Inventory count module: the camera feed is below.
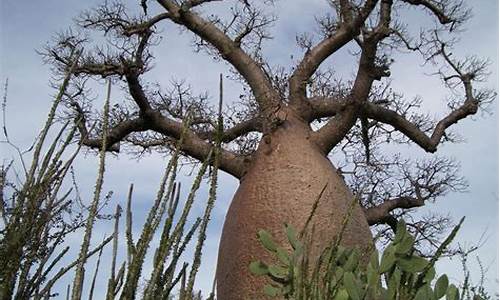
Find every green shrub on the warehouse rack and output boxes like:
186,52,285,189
250,218,491,300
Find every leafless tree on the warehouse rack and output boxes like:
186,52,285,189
41,0,494,298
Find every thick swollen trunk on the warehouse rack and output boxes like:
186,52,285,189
216,117,373,299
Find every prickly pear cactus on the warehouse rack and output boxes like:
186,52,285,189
250,217,484,300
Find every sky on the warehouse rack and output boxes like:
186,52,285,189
0,0,498,298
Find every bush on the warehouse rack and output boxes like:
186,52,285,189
250,218,493,300
0,72,222,299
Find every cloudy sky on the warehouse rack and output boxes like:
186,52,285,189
1,0,498,297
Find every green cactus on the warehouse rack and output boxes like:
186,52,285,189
250,217,487,300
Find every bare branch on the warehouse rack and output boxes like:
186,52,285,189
77,2,171,37
312,107,358,153
289,0,379,107
342,149,467,252
306,0,396,154
71,75,250,178
196,116,262,142
364,196,424,225
79,117,148,152
156,0,280,113
181,0,221,10
126,73,153,112
77,111,249,178
402,0,471,30
303,96,350,121
147,110,249,178
311,36,383,154
310,0,489,156
75,101,249,178
42,23,155,79
361,95,478,153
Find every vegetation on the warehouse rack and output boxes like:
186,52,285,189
250,216,493,300
35,1,495,296
0,71,495,299
0,71,223,299
1,0,496,299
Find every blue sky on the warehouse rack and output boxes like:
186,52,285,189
1,0,498,297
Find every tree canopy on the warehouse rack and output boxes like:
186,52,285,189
41,0,495,254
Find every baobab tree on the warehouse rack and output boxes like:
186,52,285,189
43,0,494,298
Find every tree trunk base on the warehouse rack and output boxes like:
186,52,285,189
216,119,373,299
